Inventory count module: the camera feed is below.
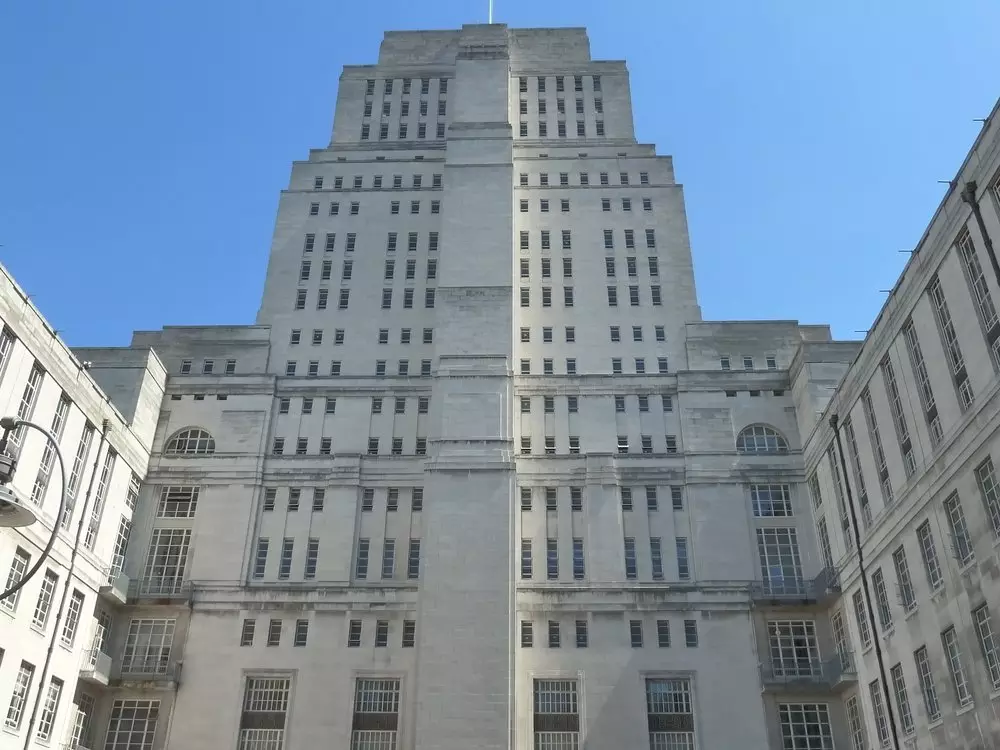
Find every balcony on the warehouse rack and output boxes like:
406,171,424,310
98,556,129,606
115,658,182,690
750,568,840,606
127,578,192,605
78,650,111,686
760,653,857,693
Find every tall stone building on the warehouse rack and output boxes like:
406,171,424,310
1,21,999,750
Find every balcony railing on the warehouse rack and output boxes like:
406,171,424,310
760,653,857,692
78,650,111,686
98,556,129,605
127,578,192,602
749,568,841,604
117,657,182,687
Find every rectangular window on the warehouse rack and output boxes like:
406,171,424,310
853,590,872,650
871,568,893,632
914,645,941,721
240,619,256,647
777,704,833,750
5,661,35,729
944,492,975,565
355,539,370,579
974,605,1000,689
402,620,416,648
870,681,892,749
238,679,288,747
304,539,319,579
676,538,690,581
956,229,1000,363
572,539,585,580
861,387,893,506
645,678,695,747
141,529,191,595
31,569,58,629
943,626,973,705
750,484,792,517
381,540,395,579
890,663,915,735
916,520,943,590
756,527,802,592
630,619,643,647
122,618,176,675
650,538,664,580
893,546,917,612
928,275,973,410
624,538,637,579
521,621,533,647
106,699,160,750
684,619,698,647
293,619,308,647
348,621,362,647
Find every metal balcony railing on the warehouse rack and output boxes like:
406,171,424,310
98,556,129,605
78,650,111,686
749,568,841,603
760,653,857,692
127,578,192,601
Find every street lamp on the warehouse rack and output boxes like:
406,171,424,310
0,416,68,602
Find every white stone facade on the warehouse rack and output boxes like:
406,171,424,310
0,266,164,749
796,100,1000,750
4,21,1000,750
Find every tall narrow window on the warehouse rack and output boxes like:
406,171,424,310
853,590,872,650
902,319,943,445
5,661,35,729
914,645,941,721
122,618,176,675
893,546,917,612
890,663,915,735
881,356,916,477
942,626,973,706
238,679,289,750
645,679,696,749
756,528,802,593
861,388,892,506
974,604,1000,689
841,418,871,527
63,423,95,527
31,394,71,505
916,520,943,590
928,275,974,410
956,229,1000,367
869,679,891,748
31,570,58,629
35,677,63,741
351,678,401,749
944,492,975,566
871,568,892,632
1,548,30,613
533,680,579,750
8,362,44,451
381,540,395,579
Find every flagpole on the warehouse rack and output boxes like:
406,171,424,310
489,0,494,23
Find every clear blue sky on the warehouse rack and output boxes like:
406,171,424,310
1,1,997,346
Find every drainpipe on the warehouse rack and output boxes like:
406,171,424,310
22,419,111,750
960,181,1000,288
830,414,900,750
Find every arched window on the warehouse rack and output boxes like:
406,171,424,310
736,424,789,454
164,428,215,455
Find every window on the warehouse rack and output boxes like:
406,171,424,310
916,520,943,590
649,537,664,580
757,527,802,593
521,621,533,647
61,589,86,646
676,538,690,580
105,699,160,750
645,678,696,748
942,626,974,706
277,539,294,579
381,540,395,579
5,661,35,729
141,529,191,595
532,680,580,750
944,492,975,565
736,424,788,454
750,484,792,516
355,539,370,579
684,619,699,647
629,619,644,647
607,286,617,306
624,538,637,579
240,619,256,647
956,229,1000,360
973,605,1000,689
252,539,268,579
164,428,215,455
547,621,561,648
871,568,893,632
914,645,941,721
401,620,416,648
889,663,915,736
407,540,421,579
778,703,834,750
853,590,872,650
122,618,175,675
572,539,585,580
547,539,558,580
928,275,973,410
348,621,362,647
768,620,820,677
375,621,389,647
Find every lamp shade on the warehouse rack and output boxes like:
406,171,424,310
0,485,37,528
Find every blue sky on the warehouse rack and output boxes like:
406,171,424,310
1,1,997,346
